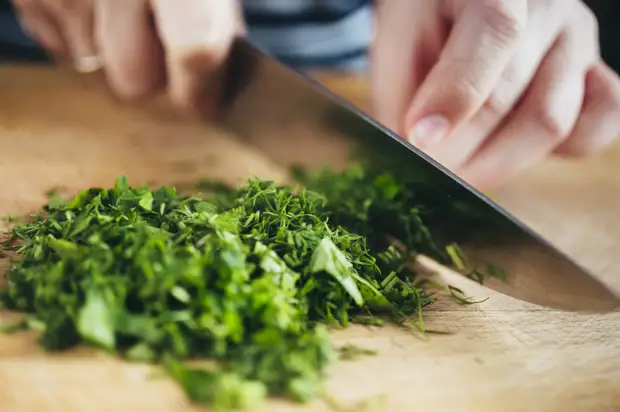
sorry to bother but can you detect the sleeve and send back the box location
[242,0,373,71]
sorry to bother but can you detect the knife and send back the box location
[216,38,620,313]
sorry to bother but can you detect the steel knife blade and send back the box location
[217,38,620,313]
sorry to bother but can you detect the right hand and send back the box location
[372,0,620,190]
[11,0,244,116]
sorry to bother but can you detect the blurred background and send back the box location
[588,0,620,75]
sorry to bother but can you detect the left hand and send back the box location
[12,0,244,116]
[371,0,620,190]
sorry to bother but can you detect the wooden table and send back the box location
[0,65,619,412]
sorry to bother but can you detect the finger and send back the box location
[150,0,240,116]
[13,1,67,57]
[423,0,566,171]
[554,62,620,157]
[404,0,527,148]
[95,0,165,100]
[42,0,99,72]
[457,24,597,190]
[370,0,445,134]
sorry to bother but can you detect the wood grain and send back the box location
[0,65,619,412]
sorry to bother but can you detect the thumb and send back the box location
[150,0,243,116]
[404,1,526,148]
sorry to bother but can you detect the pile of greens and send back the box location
[0,165,495,410]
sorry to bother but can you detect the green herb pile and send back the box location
[0,165,494,410]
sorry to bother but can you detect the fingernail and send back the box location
[408,115,449,147]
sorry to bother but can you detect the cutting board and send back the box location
[0,65,619,412]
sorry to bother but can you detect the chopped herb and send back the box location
[0,165,502,410]
[3,214,23,225]
[324,392,387,412]
[0,318,28,333]
[352,316,385,327]
[45,187,69,210]
[337,343,378,361]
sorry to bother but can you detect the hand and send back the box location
[11,0,244,116]
[371,0,620,190]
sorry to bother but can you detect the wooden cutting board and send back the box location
[0,65,619,412]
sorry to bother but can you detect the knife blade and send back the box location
[217,38,620,313]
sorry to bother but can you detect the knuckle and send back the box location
[479,0,526,45]
[533,109,571,142]
[481,65,529,118]
[482,79,520,118]
[450,75,488,117]
[482,92,511,118]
